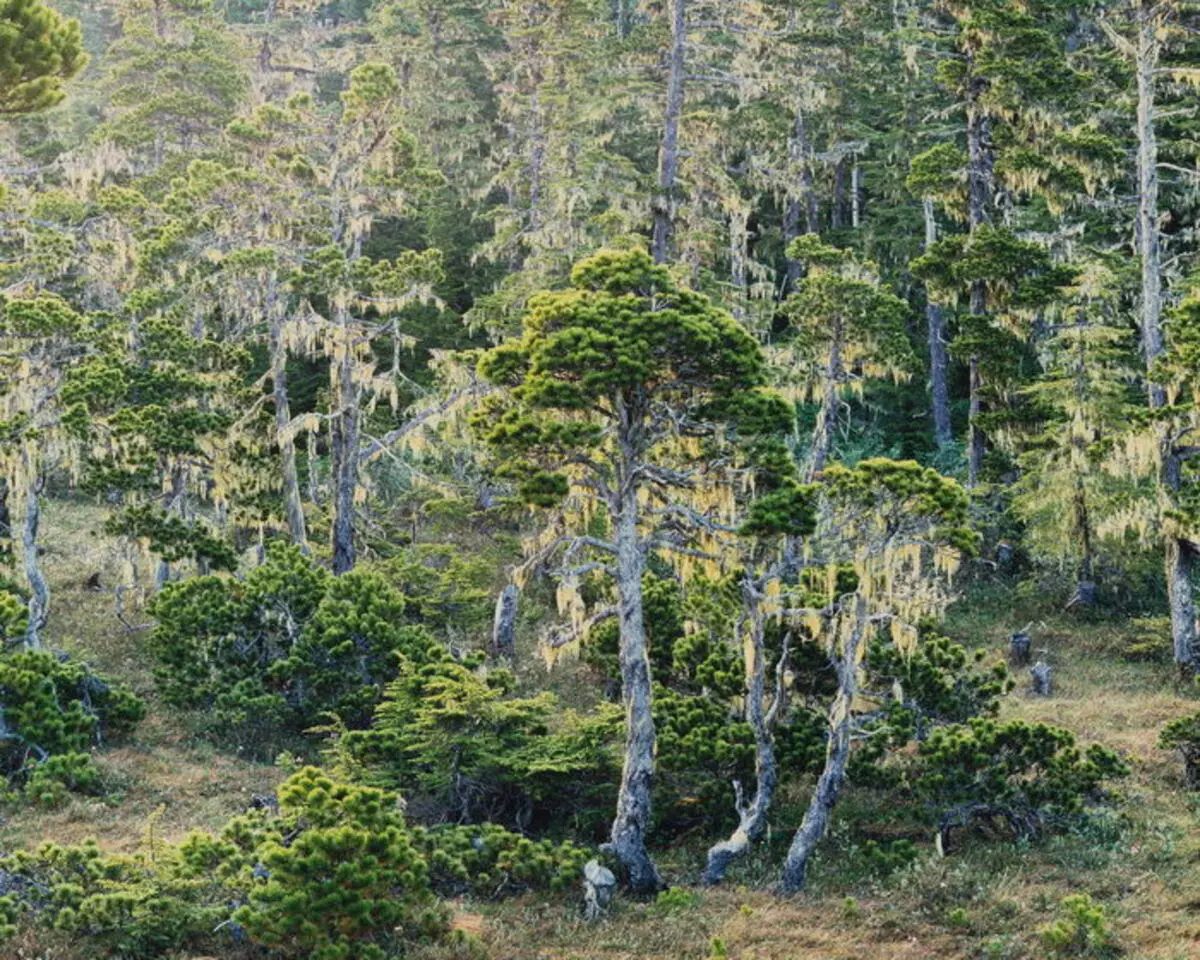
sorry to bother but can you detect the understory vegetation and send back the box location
[3,0,1200,957]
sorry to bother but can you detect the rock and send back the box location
[583,859,617,922]
[1009,631,1032,666]
[1031,660,1053,697]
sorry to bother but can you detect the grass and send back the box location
[11,500,1200,958]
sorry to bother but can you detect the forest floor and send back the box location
[12,500,1200,960]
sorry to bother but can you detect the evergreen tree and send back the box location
[0,0,85,116]
[476,246,769,891]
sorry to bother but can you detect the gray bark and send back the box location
[270,316,308,551]
[606,447,664,893]
[703,584,788,885]
[924,199,953,449]
[21,471,47,651]
[651,0,686,264]
[778,594,867,894]
[491,584,519,660]
[1131,8,1195,673]
[330,314,360,575]
[783,104,819,293]
[729,209,748,320]
[808,322,842,479]
[965,78,994,489]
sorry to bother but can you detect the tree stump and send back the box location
[491,584,519,660]
[1030,661,1053,697]
[1009,631,1032,666]
[583,859,617,922]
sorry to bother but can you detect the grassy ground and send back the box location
[11,500,1200,959]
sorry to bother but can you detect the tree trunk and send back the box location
[965,83,993,489]
[491,583,519,660]
[809,324,842,479]
[778,594,866,894]
[611,0,634,38]
[155,466,186,590]
[729,209,748,320]
[607,468,663,893]
[703,584,784,885]
[329,321,360,575]
[831,157,848,230]
[924,199,953,449]
[651,0,686,264]
[783,104,819,294]
[20,470,47,651]
[270,317,308,551]
[1132,9,1195,673]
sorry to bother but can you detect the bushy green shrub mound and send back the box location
[337,657,618,831]
[913,718,1128,842]
[148,544,445,748]
[0,650,143,804]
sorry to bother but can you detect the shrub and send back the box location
[413,822,588,897]
[1120,617,1171,663]
[913,719,1128,844]
[148,544,444,749]
[336,658,618,830]
[1038,894,1118,958]
[1158,712,1200,788]
[0,650,142,801]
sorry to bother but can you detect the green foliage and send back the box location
[1158,712,1200,788]
[232,768,447,960]
[1122,618,1171,663]
[913,719,1128,839]
[0,0,85,116]
[1038,894,1118,958]
[337,657,617,829]
[148,544,443,748]
[866,630,1013,740]
[413,822,588,897]
[0,650,142,797]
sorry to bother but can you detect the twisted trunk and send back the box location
[607,424,663,892]
[703,585,785,885]
[809,322,843,479]
[778,594,866,894]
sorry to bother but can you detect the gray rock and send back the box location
[583,859,617,922]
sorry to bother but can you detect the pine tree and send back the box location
[476,246,770,891]
[781,235,915,478]
[0,0,85,116]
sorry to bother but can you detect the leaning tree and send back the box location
[778,458,976,894]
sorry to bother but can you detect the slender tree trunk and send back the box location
[831,157,848,229]
[704,582,785,885]
[966,82,994,489]
[651,0,686,264]
[729,209,748,320]
[330,320,360,575]
[850,160,861,228]
[924,199,952,449]
[1132,9,1194,671]
[779,594,867,894]
[20,469,47,651]
[607,444,663,893]
[783,105,819,294]
[270,318,308,551]
[809,325,842,479]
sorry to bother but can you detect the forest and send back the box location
[2,0,1200,957]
